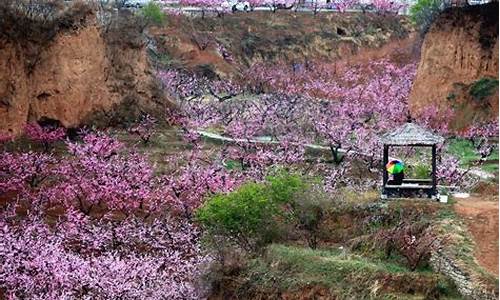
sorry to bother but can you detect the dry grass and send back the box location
[151,11,413,76]
[210,244,461,299]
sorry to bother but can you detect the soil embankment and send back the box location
[0,2,169,136]
[151,11,416,78]
[454,196,499,276]
[409,2,498,129]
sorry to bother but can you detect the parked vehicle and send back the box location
[123,0,150,8]
[225,0,252,11]
[468,0,490,4]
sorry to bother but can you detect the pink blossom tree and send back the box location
[162,158,241,218]
[24,122,66,152]
[0,151,57,199]
[49,132,161,216]
[0,209,205,299]
[372,0,407,14]
[437,155,471,186]
[129,114,157,145]
[332,0,359,12]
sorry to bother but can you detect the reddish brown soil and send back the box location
[152,11,413,79]
[409,2,499,130]
[454,196,499,276]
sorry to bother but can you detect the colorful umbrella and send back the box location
[386,160,404,174]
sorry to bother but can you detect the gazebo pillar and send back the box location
[383,145,389,186]
[431,144,437,194]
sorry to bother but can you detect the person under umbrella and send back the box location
[386,159,404,185]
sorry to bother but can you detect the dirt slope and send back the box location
[0,5,169,136]
[151,12,416,78]
[454,196,499,276]
[409,2,498,130]
[0,25,112,135]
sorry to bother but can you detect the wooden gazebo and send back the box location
[381,122,445,199]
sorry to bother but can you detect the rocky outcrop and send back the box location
[0,5,170,136]
[409,3,498,129]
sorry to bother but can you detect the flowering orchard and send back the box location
[0,56,497,298]
[0,128,243,299]
[0,210,204,299]
[161,60,414,173]
[159,59,497,187]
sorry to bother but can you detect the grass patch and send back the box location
[447,139,479,165]
[436,205,456,220]
[264,244,406,278]
[482,161,499,174]
[231,244,460,299]
[446,138,498,173]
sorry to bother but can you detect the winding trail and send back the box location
[454,196,499,276]
[198,130,358,155]
[197,130,496,180]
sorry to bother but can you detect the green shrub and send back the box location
[446,93,456,101]
[196,173,306,252]
[139,1,165,26]
[409,0,442,33]
[289,185,332,249]
[412,164,431,179]
[266,171,306,204]
[469,77,499,101]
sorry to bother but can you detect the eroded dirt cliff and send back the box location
[0,3,168,136]
[151,12,416,78]
[409,2,498,129]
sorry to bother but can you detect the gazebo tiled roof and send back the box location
[381,122,445,146]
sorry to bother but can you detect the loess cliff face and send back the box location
[0,5,168,136]
[151,12,416,78]
[409,2,498,129]
[0,25,112,135]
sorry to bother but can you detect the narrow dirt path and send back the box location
[454,196,499,276]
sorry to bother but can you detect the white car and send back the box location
[468,0,490,4]
[224,0,252,11]
[123,0,151,8]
